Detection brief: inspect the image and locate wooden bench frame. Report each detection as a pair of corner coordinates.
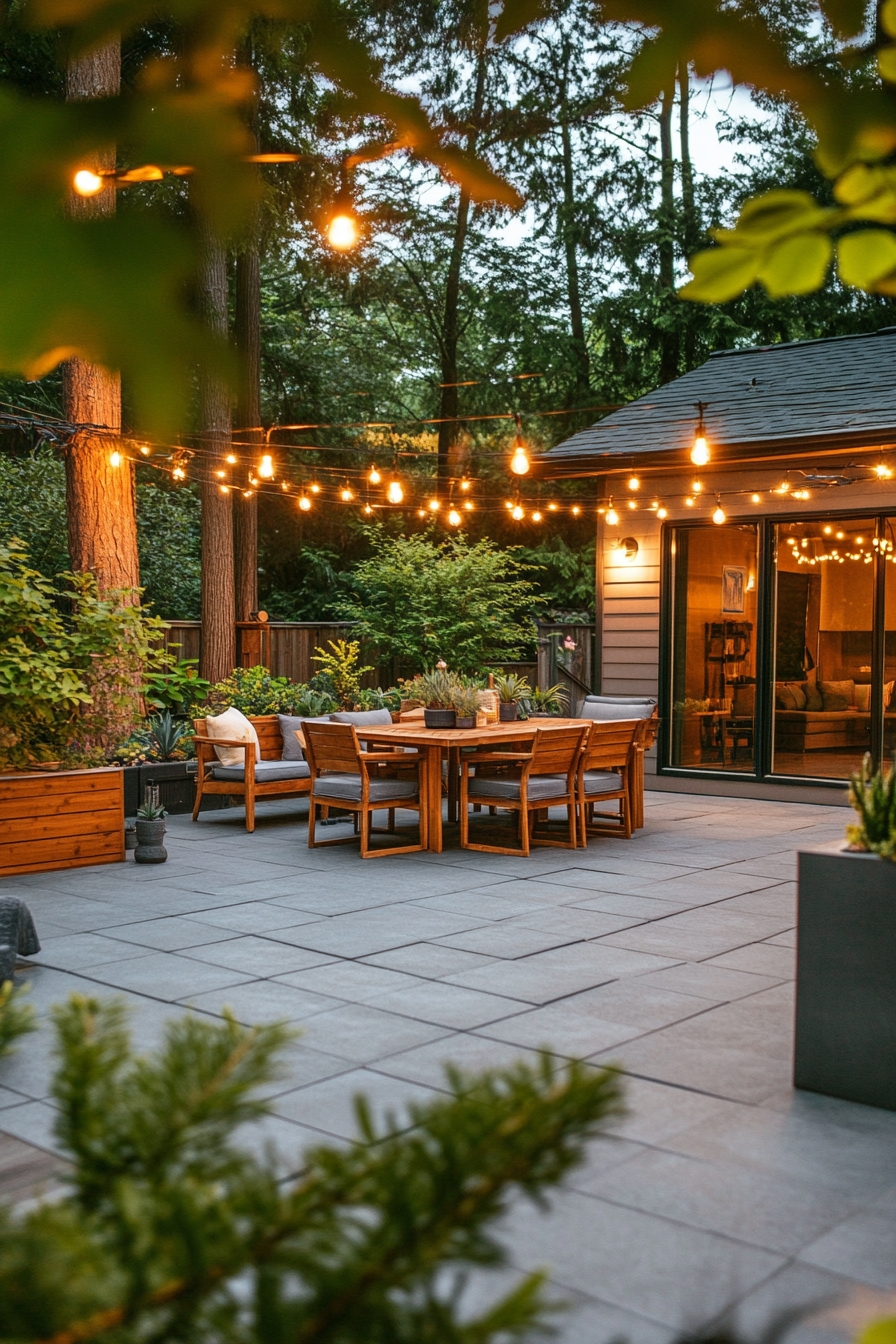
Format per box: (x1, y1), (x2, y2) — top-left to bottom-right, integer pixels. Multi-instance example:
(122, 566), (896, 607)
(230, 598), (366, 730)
(191, 714), (311, 833)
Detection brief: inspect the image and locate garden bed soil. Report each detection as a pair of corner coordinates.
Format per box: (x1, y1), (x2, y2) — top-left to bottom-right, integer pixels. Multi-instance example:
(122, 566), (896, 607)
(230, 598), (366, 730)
(0, 767), (124, 877)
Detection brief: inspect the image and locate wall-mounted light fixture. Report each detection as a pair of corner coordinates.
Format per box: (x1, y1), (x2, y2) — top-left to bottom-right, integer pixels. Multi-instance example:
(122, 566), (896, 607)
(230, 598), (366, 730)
(616, 536), (639, 560)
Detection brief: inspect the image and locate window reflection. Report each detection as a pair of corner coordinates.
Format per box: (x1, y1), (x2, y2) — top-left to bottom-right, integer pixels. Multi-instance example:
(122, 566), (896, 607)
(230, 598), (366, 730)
(772, 519), (875, 779)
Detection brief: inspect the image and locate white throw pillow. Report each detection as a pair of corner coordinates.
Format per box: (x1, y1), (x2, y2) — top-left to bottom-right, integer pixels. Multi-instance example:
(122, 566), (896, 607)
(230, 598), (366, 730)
(205, 707), (261, 767)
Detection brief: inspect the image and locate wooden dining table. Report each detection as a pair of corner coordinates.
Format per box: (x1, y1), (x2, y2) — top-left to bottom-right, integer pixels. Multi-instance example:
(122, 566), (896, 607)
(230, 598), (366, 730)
(353, 717), (588, 853)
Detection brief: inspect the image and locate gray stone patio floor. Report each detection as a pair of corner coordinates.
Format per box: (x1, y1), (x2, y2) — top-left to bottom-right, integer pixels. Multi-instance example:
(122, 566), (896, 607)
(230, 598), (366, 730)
(1, 790), (895, 1343)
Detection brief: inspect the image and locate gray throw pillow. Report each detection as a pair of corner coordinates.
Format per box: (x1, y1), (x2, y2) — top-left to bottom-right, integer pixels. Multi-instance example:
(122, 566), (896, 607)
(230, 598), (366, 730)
(277, 714), (331, 761)
(331, 709), (393, 726)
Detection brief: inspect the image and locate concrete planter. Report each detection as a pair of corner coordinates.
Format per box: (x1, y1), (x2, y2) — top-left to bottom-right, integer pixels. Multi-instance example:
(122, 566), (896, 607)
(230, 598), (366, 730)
(795, 849), (896, 1111)
(134, 818), (168, 864)
(499, 702), (518, 722)
(122, 760), (229, 817)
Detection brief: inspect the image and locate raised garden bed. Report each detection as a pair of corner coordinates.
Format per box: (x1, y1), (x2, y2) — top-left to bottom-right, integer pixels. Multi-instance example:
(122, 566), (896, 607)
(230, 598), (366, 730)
(122, 761), (231, 817)
(0, 767), (124, 878)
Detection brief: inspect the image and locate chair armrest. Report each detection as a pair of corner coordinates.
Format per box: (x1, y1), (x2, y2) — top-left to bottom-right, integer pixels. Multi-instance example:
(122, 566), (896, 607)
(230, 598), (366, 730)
(192, 736), (256, 749)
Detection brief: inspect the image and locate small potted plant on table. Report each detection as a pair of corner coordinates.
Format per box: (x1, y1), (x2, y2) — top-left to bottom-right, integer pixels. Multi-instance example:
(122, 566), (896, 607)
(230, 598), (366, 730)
(522, 684), (569, 718)
(493, 673), (532, 723)
(400, 670), (458, 729)
(451, 685), (482, 729)
(794, 752), (896, 1111)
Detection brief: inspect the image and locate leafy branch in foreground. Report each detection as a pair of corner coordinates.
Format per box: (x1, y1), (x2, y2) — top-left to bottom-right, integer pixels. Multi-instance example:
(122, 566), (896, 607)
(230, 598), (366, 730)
(0, 993), (623, 1344)
(0, 982), (36, 1065)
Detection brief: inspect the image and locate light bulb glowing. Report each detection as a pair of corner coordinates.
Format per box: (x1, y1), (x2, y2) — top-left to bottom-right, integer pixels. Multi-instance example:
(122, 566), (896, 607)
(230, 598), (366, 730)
(226, 453), (237, 464)
(109, 450), (122, 467)
(387, 480), (404, 504)
(510, 440), (530, 476)
(572, 505), (581, 516)
(258, 454), (274, 479)
(752, 493), (761, 504)
(73, 168), (104, 196)
(310, 483), (321, 494)
(627, 499), (636, 509)
(548, 502), (558, 511)
(326, 212), (359, 251)
(428, 498), (440, 512)
(692, 481), (703, 494)
(460, 478), (471, 491)
(824, 525), (832, 534)
(139, 445), (150, 456)
(532, 510), (542, 522)
(463, 500), (473, 511)
(691, 434), (710, 466)
(876, 464), (893, 478)
(364, 504), (374, 515)
(298, 495), (311, 511)
(448, 508), (462, 526)
(215, 469), (226, 479)
(368, 467), (381, 485)
(340, 487), (354, 502)
(713, 501), (726, 525)
(628, 476), (640, 491)
(606, 507), (619, 526)
(281, 481), (289, 491)
(657, 506), (668, 519)
(219, 485), (230, 494)
(511, 504), (524, 520)
(172, 466), (185, 480)
(685, 497), (695, 507)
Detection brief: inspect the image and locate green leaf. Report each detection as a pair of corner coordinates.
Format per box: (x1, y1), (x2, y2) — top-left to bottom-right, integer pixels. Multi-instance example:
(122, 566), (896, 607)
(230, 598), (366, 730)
(837, 229), (896, 289)
(756, 232), (833, 297)
(818, 0), (868, 38)
(714, 189), (834, 244)
(679, 246), (761, 302)
(493, 0), (551, 44)
(882, 0), (896, 38)
(858, 1320), (896, 1344)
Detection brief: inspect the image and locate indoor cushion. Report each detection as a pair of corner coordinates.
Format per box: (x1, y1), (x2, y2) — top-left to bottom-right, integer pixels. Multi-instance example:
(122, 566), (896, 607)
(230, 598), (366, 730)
(581, 770), (624, 795)
(854, 683), (872, 712)
(277, 714), (331, 762)
(331, 709), (393, 727)
(313, 773), (417, 803)
(785, 682), (807, 710)
(775, 684), (798, 710)
(211, 759), (310, 783)
(468, 774), (570, 802)
(820, 679), (855, 712)
(804, 681), (824, 711)
(205, 707), (261, 767)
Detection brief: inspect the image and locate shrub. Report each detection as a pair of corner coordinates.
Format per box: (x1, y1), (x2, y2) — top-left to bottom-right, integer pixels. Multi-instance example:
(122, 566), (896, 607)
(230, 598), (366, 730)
(847, 753), (896, 859)
(199, 665), (310, 718)
(311, 638), (373, 710)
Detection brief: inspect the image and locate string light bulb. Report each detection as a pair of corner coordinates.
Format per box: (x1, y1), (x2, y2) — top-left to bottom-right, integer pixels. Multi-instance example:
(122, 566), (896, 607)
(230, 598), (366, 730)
(387, 480), (404, 505)
(628, 476), (640, 491)
(691, 401), (710, 465)
(532, 510), (543, 522)
(109, 450), (122, 467)
(326, 199), (359, 251)
(876, 464), (893, 478)
(363, 503), (374, 515)
(712, 497), (726, 525)
(657, 506), (668, 520)
(226, 453), (237, 465)
(215, 469), (226, 479)
(340, 485), (354, 502)
(139, 445), (150, 456)
(258, 454), (274, 479)
(548, 502), (558, 512)
(368, 466), (381, 485)
(448, 507), (462, 526)
(511, 504), (525, 520)
(172, 466), (186, 480)
(310, 483), (321, 494)
(752, 493), (761, 504)
(572, 505), (581, 516)
(692, 480), (703, 494)
(298, 494), (311, 511)
(606, 501), (619, 526)
(510, 414), (530, 475)
(73, 168), (104, 196)
(428, 498), (440, 512)
(463, 500), (473, 511)
(219, 484), (230, 494)
(460, 478), (471, 491)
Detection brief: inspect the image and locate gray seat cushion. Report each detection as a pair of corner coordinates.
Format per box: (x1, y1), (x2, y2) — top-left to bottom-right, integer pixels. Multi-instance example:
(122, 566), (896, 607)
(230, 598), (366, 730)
(211, 759), (311, 783)
(331, 709), (393, 726)
(468, 773), (570, 803)
(278, 714), (332, 761)
(313, 772), (418, 802)
(577, 701), (649, 721)
(582, 770), (623, 795)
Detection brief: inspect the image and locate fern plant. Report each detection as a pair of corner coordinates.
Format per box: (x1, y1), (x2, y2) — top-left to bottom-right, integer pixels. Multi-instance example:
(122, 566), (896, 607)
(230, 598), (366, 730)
(846, 753), (896, 858)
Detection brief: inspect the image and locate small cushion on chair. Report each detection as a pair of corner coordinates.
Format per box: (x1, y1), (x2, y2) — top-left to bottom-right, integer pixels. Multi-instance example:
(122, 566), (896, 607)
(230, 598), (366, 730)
(205, 707), (261, 767)
(468, 773), (569, 803)
(278, 714), (331, 761)
(211, 759), (311, 783)
(582, 770), (623, 796)
(313, 773), (418, 802)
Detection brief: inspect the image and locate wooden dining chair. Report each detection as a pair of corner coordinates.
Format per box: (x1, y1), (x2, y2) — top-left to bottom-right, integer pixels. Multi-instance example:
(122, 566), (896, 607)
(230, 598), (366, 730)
(459, 723), (588, 857)
(302, 721), (427, 858)
(629, 711), (659, 832)
(576, 719), (640, 845)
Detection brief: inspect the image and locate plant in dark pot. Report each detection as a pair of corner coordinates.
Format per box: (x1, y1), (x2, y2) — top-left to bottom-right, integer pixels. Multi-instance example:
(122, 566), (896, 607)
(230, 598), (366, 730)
(134, 783), (168, 864)
(794, 752), (896, 1111)
(450, 684), (481, 730)
(401, 670), (458, 729)
(522, 684), (569, 718)
(493, 672), (532, 722)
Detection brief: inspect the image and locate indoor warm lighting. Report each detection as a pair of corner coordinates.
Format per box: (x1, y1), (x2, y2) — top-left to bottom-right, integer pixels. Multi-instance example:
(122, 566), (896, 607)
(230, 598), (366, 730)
(298, 494), (311, 511)
(691, 401), (710, 465)
(713, 499), (726, 525)
(511, 504), (525, 520)
(628, 476), (640, 491)
(606, 504), (619, 525)
(876, 464), (893, 478)
(510, 439), (530, 476)
(73, 168), (104, 196)
(448, 508), (462, 526)
(326, 212), (359, 251)
(226, 453), (237, 464)
(657, 506), (668, 519)
(172, 466), (185, 480)
(532, 510), (543, 522)
(368, 467), (381, 485)
(428, 498), (440, 512)
(340, 486), (354, 502)
(258, 454), (275, 479)
(109, 450), (122, 467)
(387, 480), (404, 504)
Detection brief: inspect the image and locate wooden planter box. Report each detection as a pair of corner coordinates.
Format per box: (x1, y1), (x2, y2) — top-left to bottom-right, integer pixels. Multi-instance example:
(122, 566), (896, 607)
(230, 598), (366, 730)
(0, 767), (124, 878)
(795, 849), (896, 1111)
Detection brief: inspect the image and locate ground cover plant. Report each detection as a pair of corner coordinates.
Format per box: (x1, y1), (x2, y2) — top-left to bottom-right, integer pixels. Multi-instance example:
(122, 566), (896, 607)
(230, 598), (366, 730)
(0, 988), (623, 1344)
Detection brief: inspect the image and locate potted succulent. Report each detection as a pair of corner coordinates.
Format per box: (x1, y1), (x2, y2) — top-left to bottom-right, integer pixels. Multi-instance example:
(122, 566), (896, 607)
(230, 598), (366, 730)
(450, 685), (482, 730)
(794, 752), (896, 1111)
(493, 672), (533, 723)
(522, 684), (569, 718)
(401, 670), (458, 729)
(134, 783), (168, 864)
(116, 711), (199, 817)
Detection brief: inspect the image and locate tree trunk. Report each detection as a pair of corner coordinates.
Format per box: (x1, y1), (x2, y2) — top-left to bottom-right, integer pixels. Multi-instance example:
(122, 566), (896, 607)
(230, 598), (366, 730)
(558, 40), (589, 401)
(63, 43), (140, 595)
(197, 220), (236, 682)
(234, 241), (260, 621)
(657, 84), (678, 384)
(437, 44), (488, 485)
(678, 62), (698, 371)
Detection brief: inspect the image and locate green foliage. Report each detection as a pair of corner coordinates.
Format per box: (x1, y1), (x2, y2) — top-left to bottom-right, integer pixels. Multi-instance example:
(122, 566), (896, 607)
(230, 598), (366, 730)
(0, 538), (167, 768)
(517, 538), (596, 619)
(0, 446), (68, 578)
(144, 657), (210, 716)
(310, 638), (373, 710)
(846, 753), (896, 858)
(355, 685), (402, 712)
(0, 982), (36, 1065)
(450, 682), (483, 717)
(201, 665), (309, 717)
(135, 483), (202, 621)
(523, 684), (569, 716)
(493, 671), (533, 704)
(400, 668), (461, 708)
(341, 532), (542, 674)
(0, 992), (623, 1343)
(292, 686), (338, 716)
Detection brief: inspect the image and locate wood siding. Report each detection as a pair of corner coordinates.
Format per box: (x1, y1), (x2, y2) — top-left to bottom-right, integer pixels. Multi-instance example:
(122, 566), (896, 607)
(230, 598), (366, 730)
(601, 516), (660, 699)
(0, 768), (124, 877)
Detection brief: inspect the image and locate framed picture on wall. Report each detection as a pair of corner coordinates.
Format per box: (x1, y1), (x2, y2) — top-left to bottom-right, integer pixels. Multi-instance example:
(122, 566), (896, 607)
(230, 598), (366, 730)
(722, 565), (747, 614)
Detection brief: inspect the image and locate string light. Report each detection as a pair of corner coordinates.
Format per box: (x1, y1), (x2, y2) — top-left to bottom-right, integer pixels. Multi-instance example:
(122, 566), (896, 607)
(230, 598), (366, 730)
(712, 497), (726, 525)
(511, 504), (524, 520)
(876, 464), (893, 478)
(259, 454), (275, 479)
(627, 499), (637, 509)
(606, 500), (619, 526)
(363, 503), (374, 515)
(368, 466), (381, 485)
(219, 484), (230, 494)
(340, 485), (354, 502)
(692, 481), (703, 494)
(326, 210), (359, 251)
(172, 466), (186, 480)
(448, 507), (462, 526)
(657, 506), (668, 519)
(417, 508), (426, 518)
(628, 476), (640, 490)
(310, 483), (321, 494)
(572, 505), (581, 516)
(548, 502), (558, 512)
(226, 453), (237, 465)
(280, 481), (290, 491)
(463, 500), (473, 511)
(387, 480), (404, 504)
(532, 510), (543, 522)
(73, 168), (104, 196)
(215, 469), (226, 479)
(752, 493), (761, 504)
(509, 415), (530, 475)
(428, 498), (440, 512)
(298, 494), (311, 511)
(139, 445), (150, 456)
(460, 478), (471, 491)
(109, 450), (122, 467)
(691, 401), (710, 465)
(685, 497), (695, 507)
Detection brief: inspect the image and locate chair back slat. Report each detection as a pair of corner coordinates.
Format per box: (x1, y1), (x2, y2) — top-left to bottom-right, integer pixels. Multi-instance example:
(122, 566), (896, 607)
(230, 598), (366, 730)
(582, 719), (639, 771)
(529, 724), (588, 777)
(250, 715), (283, 760)
(303, 720), (362, 775)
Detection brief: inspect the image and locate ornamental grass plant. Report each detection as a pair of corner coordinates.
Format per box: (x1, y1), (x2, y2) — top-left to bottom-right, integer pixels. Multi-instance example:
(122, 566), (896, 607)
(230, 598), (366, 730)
(846, 752), (896, 859)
